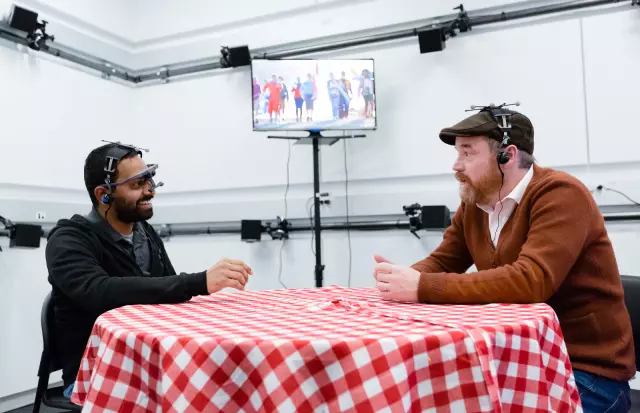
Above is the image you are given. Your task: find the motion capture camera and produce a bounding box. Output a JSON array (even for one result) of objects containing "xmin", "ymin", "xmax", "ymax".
[
  {"xmin": 402, "ymin": 204, "xmax": 452, "ymax": 239},
  {"xmin": 265, "ymin": 216, "xmax": 290, "ymax": 241},
  {"xmin": 403, "ymin": 203, "xmax": 423, "ymax": 239}
]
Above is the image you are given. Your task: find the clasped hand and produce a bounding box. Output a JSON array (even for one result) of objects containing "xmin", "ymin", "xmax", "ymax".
[{"xmin": 372, "ymin": 255, "xmax": 420, "ymax": 302}]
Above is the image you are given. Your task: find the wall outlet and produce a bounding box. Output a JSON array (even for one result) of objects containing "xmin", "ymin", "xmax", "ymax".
[{"xmin": 36, "ymin": 212, "xmax": 46, "ymax": 221}]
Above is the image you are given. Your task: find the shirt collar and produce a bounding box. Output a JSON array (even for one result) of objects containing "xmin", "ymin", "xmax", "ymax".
[
  {"xmin": 477, "ymin": 166, "xmax": 534, "ymax": 213},
  {"xmin": 86, "ymin": 208, "xmax": 142, "ymax": 243}
]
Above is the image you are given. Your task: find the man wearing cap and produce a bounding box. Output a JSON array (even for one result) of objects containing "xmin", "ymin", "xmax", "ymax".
[
  {"xmin": 373, "ymin": 108, "xmax": 634, "ymax": 411},
  {"xmin": 46, "ymin": 142, "xmax": 254, "ymax": 401}
]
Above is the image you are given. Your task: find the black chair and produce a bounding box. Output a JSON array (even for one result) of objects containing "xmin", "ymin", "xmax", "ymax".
[
  {"xmin": 621, "ymin": 275, "xmax": 640, "ymax": 372},
  {"xmin": 33, "ymin": 291, "xmax": 81, "ymax": 413}
]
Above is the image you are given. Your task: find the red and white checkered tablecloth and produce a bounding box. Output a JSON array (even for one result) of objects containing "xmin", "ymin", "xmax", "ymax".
[{"xmin": 71, "ymin": 286, "xmax": 582, "ymax": 412}]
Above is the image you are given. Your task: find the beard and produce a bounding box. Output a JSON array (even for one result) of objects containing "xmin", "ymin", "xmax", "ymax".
[
  {"xmin": 112, "ymin": 195, "xmax": 154, "ymax": 223},
  {"xmin": 456, "ymin": 168, "xmax": 503, "ymax": 205}
]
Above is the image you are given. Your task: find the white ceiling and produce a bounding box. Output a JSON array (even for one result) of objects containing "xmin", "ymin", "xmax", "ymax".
[{"xmin": 12, "ymin": 0, "xmax": 375, "ymax": 43}]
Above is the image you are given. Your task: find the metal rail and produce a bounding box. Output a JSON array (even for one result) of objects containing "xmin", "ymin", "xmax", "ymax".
[{"xmin": 0, "ymin": 0, "xmax": 633, "ymax": 85}]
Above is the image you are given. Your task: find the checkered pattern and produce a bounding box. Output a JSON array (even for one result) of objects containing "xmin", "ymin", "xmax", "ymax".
[{"xmin": 71, "ymin": 286, "xmax": 582, "ymax": 412}]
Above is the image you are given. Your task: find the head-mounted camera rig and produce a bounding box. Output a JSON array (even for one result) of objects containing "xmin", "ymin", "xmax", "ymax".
[
  {"xmin": 466, "ymin": 102, "xmax": 521, "ymax": 165},
  {"xmin": 466, "ymin": 102, "xmax": 520, "ymax": 143},
  {"xmin": 99, "ymin": 140, "xmax": 164, "ymax": 195}
]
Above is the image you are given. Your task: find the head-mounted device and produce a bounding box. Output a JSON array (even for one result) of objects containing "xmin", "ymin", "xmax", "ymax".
[{"xmin": 99, "ymin": 140, "xmax": 164, "ymax": 193}]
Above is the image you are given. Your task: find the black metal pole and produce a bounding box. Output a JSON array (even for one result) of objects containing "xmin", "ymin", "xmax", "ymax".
[{"xmin": 312, "ymin": 133, "xmax": 324, "ymax": 287}]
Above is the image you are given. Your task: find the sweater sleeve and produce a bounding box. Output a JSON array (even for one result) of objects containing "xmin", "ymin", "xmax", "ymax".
[
  {"xmin": 410, "ymin": 204, "xmax": 474, "ymax": 274},
  {"xmin": 46, "ymin": 228, "xmax": 208, "ymax": 315},
  {"xmin": 417, "ymin": 179, "xmax": 594, "ymax": 304}
]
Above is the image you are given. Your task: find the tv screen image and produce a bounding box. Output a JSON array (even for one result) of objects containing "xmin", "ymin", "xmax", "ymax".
[{"xmin": 251, "ymin": 59, "xmax": 376, "ymax": 131}]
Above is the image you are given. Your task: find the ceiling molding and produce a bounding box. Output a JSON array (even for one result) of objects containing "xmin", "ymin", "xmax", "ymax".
[{"xmin": 132, "ymin": 0, "xmax": 378, "ymax": 50}]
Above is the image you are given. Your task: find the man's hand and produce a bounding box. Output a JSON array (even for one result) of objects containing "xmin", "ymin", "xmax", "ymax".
[
  {"xmin": 372, "ymin": 255, "xmax": 420, "ymax": 302},
  {"xmin": 206, "ymin": 258, "xmax": 253, "ymax": 294}
]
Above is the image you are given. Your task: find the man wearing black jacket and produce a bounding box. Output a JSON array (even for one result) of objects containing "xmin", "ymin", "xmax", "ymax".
[{"xmin": 45, "ymin": 142, "xmax": 253, "ymax": 400}]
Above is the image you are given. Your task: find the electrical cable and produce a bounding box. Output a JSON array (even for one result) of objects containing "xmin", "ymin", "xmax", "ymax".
[
  {"xmin": 594, "ymin": 185, "xmax": 640, "ymax": 206},
  {"xmin": 0, "ymin": 215, "xmax": 11, "ymax": 228},
  {"xmin": 343, "ymin": 139, "xmax": 353, "ymax": 286},
  {"xmin": 493, "ymin": 169, "xmax": 505, "ymax": 245},
  {"xmin": 277, "ymin": 141, "xmax": 292, "ymax": 289},
  {"xmin": 307, "ymin": 197, "xmax": 316, "ymax": 256}
]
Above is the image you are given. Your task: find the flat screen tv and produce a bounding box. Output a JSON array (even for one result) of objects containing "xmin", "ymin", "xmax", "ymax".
[{"xmin": 251, "ymin": 58, "xmax": 376, "ymax": 131}]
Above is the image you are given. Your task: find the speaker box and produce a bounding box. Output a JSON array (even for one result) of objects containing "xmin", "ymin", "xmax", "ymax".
[
  {"xmin": 9, "ymin": 224, "xmax": 42, "ymax": 248},
  {"xmin": 8, "ymin": 5, "xmax": 39, "ymax": 33},
  {"xmin": 420, "ymin": 205, "xmax": 451, "ymax": 230},
  {"xmin": 226, "ymin": 46, "xmax": 251, "ymax": 67},
  {"xmin": 418, "ymin": 28, "xmax": 446, "ymax": 54},
  {"xmin": 241, "ymin": 220, "xmax": 263, "ymax": 242}
]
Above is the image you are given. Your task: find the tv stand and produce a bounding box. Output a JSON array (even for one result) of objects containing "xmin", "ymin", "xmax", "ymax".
[{"xmin": 268, "ymin": 131, "xmax": 365, "ymax": 287}]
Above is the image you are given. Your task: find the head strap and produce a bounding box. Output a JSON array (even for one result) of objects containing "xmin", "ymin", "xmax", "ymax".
[
  {"xmin": 100, "ymin": 140, "xmax": 150, "ymax": 191},
  {"xmin": 466, "ymin": 102, "xmax": 520, "ymax": 144}
]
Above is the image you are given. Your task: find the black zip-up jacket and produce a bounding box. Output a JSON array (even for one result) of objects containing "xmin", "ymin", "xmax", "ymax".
[{"xmin": 45, "ymin": 213, "xmax": 208, "ymax": 388}]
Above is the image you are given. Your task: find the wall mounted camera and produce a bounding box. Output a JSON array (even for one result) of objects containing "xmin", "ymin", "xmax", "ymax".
[
  {"xmin": 402, "ymin": 203, "xmax": 423, "ymax": 238},
  {"xmin": 0, "ymin": 215, "xmax": 42, "ymax": 250},
  {"xmin": 219, "ymin": 45, "xmax": 251, "ymax": 68},
  {"xmin": 265, "ymin": 216, "xmax": 290, "ymax": 241},
  {"xmin": 402, "ymin": 204, "xmax": 452, "ymax": 238},
  {"xmin": 241, "ymin": 216, "xmax": 290, "ymax": 242},
  {"xmin": 7, "ymin": 5, "xmax": 55, "ymax": 51}
]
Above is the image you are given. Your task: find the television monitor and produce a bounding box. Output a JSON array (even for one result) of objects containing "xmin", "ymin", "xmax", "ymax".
[{"xmin": 251, "ymin": 58, "xmax": 376, "ymax": 131}]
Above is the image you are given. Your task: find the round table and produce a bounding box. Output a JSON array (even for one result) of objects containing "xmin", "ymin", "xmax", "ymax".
[{"xmin": 72, "ymin": 286, "xmax": 582, "ymax": 412}]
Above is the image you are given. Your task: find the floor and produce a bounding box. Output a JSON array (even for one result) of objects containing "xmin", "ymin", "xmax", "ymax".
[
  {"xmin": 9, "ymin": 391, "xmax": 640, "ymax": 412},
  {"xmin": 7, "ymin": 406, "xmax": 71, "ymax": 413}
]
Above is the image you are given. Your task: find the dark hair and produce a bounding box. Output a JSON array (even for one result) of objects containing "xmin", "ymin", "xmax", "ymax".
[{"xmin": 84, "ymin": 144, "xmax": 138, "ymax": 207}]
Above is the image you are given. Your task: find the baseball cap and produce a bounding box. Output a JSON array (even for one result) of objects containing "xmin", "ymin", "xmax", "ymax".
[{"xmin": 439, "ymin": 109, "xmax": 534, "ymax": 155}]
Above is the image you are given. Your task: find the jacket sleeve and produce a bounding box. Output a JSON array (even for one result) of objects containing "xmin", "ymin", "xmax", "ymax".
[
  {"xmin": 410, "ymin": 204, "xmax": 474, "ymax": 275},
  {"xmin": 416, "ymin": 180, "xmax": 594, "ymax": 304},
  {"xmin": 46, "ymin": 228, "xmax": 208, "ymax": 315}
]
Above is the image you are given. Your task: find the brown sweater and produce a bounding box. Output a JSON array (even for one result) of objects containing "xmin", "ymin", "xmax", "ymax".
[{"xmin": 411, "ymin": 164, "xmax": 635, "ymax": 381}]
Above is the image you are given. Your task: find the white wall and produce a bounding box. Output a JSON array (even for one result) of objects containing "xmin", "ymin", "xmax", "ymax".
[
  {"xmin": 3, "ymin": 0, "xmax": 578, "ymax": 69},
  {"xmin": 0, "ymin": 41, "xmax": 133, "ymax": 190},
  {"xmin": 0, "ymin": 39, "xmax": 130, "ymax": 407},
  {"xmin": 126, "ymin": 0, "xmax": 592, "ymax": 69},
  {"xmin": 1, "ymin": 5, "xmax": 640, "ymax": 410},
  {"xmin": 131, "ymin": 10, "xmax": 640, "ymax": 226}
]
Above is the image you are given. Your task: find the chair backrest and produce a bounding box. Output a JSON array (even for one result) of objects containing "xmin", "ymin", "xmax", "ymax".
[
  {"xmin": 37, "ymin": 291, "xmax": 63, "ymax": 377},
  {"xmin": 620, "ymin": 275, "xmax": 640, "ymax": 372}
]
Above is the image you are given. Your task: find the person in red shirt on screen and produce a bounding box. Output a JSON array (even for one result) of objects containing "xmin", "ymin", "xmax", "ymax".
[
  {"xmin": 263, "ymin": 75, "xmax": 282, "ymax": 123},
  {"xmin": 291, "ymin": 78, "xmax": 304, "ymax": 122}
]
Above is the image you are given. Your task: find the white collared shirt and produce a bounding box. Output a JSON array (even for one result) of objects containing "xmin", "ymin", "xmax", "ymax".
[{"xmin": 477, "ymin": 166, "xmax": 534, "ymax": 247}]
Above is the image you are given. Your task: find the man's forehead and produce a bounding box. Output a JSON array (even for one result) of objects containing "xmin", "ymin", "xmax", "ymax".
[
  {"xmin": 455, "ymin": 136, "xmax": 486, "ymax": 148},
  {"xmin": 117, "ymin": 156, "xmax": 147, "ymax": 179}
]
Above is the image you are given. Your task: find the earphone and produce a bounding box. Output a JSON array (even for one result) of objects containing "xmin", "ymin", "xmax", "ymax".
[
  {"xmin": 101, "ymin": 194, "xmax": 111, "ymax": 204},
  {"xmin": 483, "ymin": 105, "xmax": 515, "ymax": 245},
  {"xmin": 483, "ymin": 106, "xmax": 514, "ymax": 167},
  {"xmin": 496, "ymin": 135, "xmax": 511, "ymax": 165}
]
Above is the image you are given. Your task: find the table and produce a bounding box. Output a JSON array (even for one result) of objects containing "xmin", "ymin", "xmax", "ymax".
[{"xmin": 72, "ymin": 286, "xmax": 582, "ymax": 412}]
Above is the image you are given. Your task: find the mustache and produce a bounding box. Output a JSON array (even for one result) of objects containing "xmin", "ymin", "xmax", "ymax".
[{"xmin": 455, "ymin": 173, "xmax": 469, "ymax": 183}]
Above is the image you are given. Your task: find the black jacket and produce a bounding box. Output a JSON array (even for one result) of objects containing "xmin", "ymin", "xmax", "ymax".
[{"xmin": 45, "ymin": 213, "xmax": 208, "ymax": 387}]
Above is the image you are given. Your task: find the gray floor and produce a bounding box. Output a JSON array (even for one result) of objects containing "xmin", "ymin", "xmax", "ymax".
[
  {"xmin": 8, "ymin": 406, "xmax": 71, "ymax": 413},
  {"xmin": 10, "ymin": 390, "xmax": 640, "ymax": 412}
]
